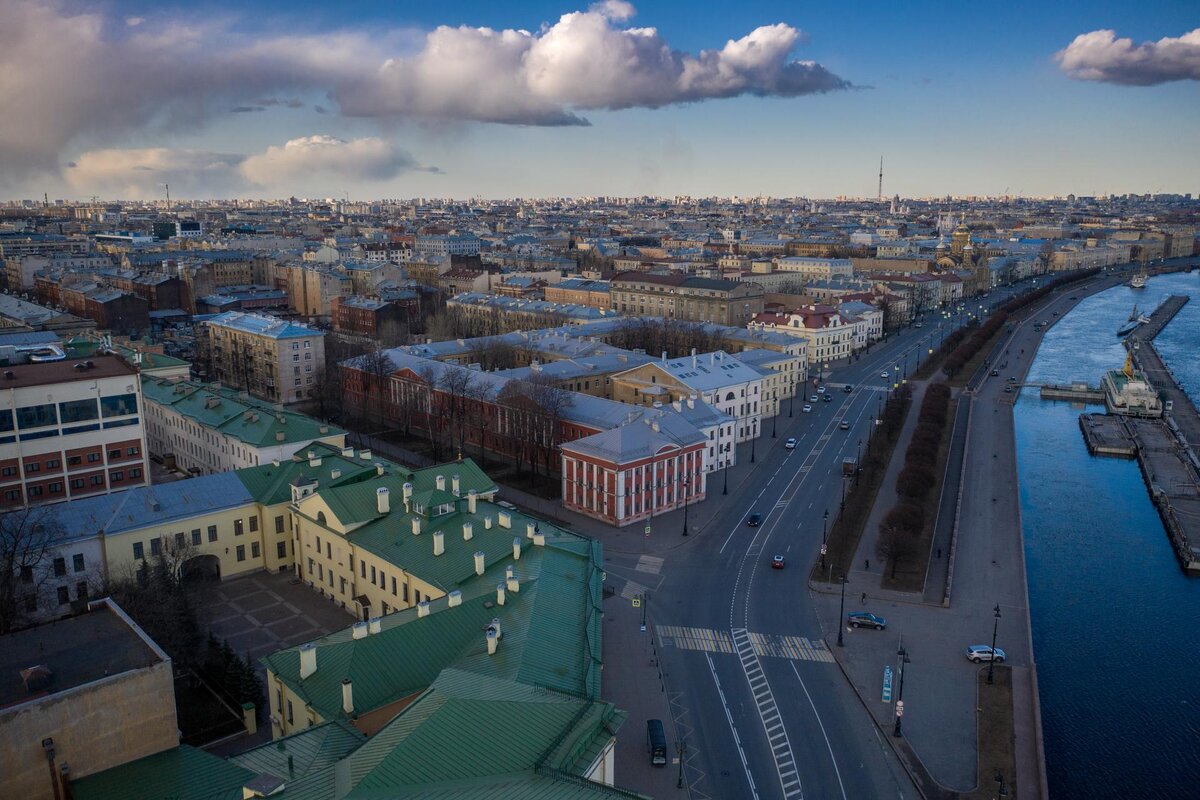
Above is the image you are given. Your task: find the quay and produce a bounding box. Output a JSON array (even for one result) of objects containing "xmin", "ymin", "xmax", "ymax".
[
  {"xmin": 1078, "ymin": 413, "xmax": 1135, "ymax": 457},
  {"xmin": 1042, "ymin": 383, "xmax": 1104, "ymax": 403}
]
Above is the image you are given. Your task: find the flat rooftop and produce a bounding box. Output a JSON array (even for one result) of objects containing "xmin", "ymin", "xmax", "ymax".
[
  {"xmin": 0, "ymin": 601, "xmax": 162, "ymax": 710},
  {"xmin": 0, "ymin": 354, "xmax": 136, "ymax": 389}
]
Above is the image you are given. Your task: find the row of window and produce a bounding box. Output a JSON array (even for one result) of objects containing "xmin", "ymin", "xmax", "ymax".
[
  {"xmin": 22, "ymin": 580, "xmax": 90, "ymax": 612},
  {"xmin": 0, "ymin": 394, "xmax": 138, "ymax": 432},
  {"xmin": 128, "ymin": 515, "xmax": 283, "ymax": 560},
  {"xmin": 4, "ymin": 467, "xmax": 143, "ymax": 502}
]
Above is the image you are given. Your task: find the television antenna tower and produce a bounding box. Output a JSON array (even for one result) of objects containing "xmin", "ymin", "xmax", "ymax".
[{"xmin": 877, "ymin": 156, "xmax": 883, "ymax": 202}]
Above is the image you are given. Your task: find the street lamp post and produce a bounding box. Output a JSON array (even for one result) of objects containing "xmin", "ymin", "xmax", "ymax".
[
  {"xmin": 988, "ymin": 603, "xmax": 1001, "ymax": 684},
  {"xmin": 677, "ymin": 740, "xmax": 686, "ymax": 788},
  {"xmin": 681, "ymin": 476, "xmax": 689, "ymax": 537},
  {"xmin": 821, "ymin": 509, "xmax": 829, "ymax": 569},
  {"xmin": 772, "ymin": 391, "xmax": 777, "ymax": 438},
  {"xmin": 840, "ymin": 474, "xmax": 847, "ymax": 512},
  {"xmin": 837, "ymin": 573, "xmax": 848, "ymax": 647},
  {"xmin": 893, "ymin": 646, "xmax": 911, "ymax": 737}
]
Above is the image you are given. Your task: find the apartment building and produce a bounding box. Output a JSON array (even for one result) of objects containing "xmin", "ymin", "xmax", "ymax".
[
  {"xmin": 609, "ymin": 272, "xmax": 764, "ymax": 325},
  {"xmin": 775, "ymin": 257, "xmax": 854, "ymax": 280},
  {"xmin": 141, "ymin": 377, "xmax": 346, "ymax": 474},
  {"xmin": 749, "ymin": 305, "xmax": 865, "ymax": 366},
  {"xmin": 201, "ymin": 312, "xmax": 326, "ymax": 404},
  {"xmin": 0, "ymin": 355, "xmax": 148, "ymax": 509}
]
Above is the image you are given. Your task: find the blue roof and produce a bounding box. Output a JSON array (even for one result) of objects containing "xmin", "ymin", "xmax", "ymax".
[{"xmin": 208, "ymin": 311, "xmax": 323, "ymax": 339}]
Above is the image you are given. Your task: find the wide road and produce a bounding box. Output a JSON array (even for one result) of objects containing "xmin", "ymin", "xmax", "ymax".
[{"xmin": 635, "ymin": 274, "xmax": 1111, "ymax": 800}]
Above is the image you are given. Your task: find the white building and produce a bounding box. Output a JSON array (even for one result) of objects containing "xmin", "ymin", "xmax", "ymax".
[
  {"xmin": 749, "ymin": 305, "xmax": 861, "ymax": 367},
  {"xmin": 774, "ymin": 257, "xmax": 854, "ymax": 280}
]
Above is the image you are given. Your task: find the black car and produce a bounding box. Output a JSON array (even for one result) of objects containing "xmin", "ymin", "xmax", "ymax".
[{"xmin": 747, "ymin": 513, "xmax": 763, "ymax": 527}]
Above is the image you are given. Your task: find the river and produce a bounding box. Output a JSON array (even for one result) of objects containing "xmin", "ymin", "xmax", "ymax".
[{"xmin": 1015, "ymin": 270, "xmax": 1200, "ymax": 799}]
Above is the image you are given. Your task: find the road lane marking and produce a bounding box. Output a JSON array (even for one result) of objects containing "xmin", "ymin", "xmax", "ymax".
[
  {"xmin": 659, "ymin": 626, "xmax": 834, "ymax": 663},
  {"xmin": 791, "ymin": 661, "xmax": 848, "ymax": 800},
  {"xmin": 733, "ymin": 628, "xmax": 804, "ymax": 799},
  {"xmin": 706, "ymin": 653, "xmax": 760, "ymax": 800},
  {"xmin": 620, "ymin": 580, "xmax": 647, "ymax": 600},
  {"xmin": 634, "ymin": 555, "xmax": 664, "ymax": 575}
]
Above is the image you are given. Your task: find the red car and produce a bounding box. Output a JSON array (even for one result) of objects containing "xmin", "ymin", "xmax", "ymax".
[{"xmin": 771, "ymin": 555, "xmax": 786, "ymax": 569}]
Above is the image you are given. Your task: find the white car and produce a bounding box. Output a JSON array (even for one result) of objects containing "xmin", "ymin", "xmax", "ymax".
[
  {"xmin": 784, "ymin": 437, "xmax": 797, "ymax": 449},
  {"xmin": 802, "ymin": 404, "xmax": 812, "ymax": 413},
  {"xmin": 809, "ymin": 395, "xmax": 819, "ymax": 403},
  {"xmin": 817, "ymin": 386, "xmax": 827, "ymax": 394},
  {"xmin": 966, "ymin": 645, "xmax": 1006, "ymax": 663},
  {"xmin": 880, "ymin": 371, "xmax": 889, "ymax": 379}
]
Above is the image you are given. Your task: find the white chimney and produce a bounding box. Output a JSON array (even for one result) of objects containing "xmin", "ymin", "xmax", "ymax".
[
  {"xmin": 526, "ymin": 522, "xmax": 535, "ymax": 539},
  {"xmin": 359, "ymin": 449, "xmax": 372, "ymax": 460},
  {"xmin": 417, "ymin": 600, "xmax": 430, "ymax": 618},
  {"xmin": 452, "ymin": 475, "xmax": 460, "ymax": 496},
  {"xmin": 534, "ymin": 532, "xmax": 546, "ymax": 546},
  {"xmin": 433, "ymin": 530, "xmax": 444, "ymax": 556},
  {"xmin": 507, "ymin": 575, "xmax": 519, "ymax": 593},
  {"xmin": 661, "ymin": 350, "xmax": 667, "ymax": 363},
  {"xmin": 467, "ymin": 490, "xmax": 477, "ymax": 513},
  {"xmin": 376, "ymin": 464, "xmax": 384, "ymax": 476},
  {"xmin": 462, "ymin": 522, "xmax": 474, "ymax": 541},
  {"xmin": 513, "ymin": 538, "xmax": 521, "ymax": 560},
  {"xmin": 688, "ymin": 393, "xmax": 696, "ymax": 409},
  {"xmin": 352, "ymin": 621, "xmax": 368, "ymax": 640},
  {"xmin": 376, "ymin": 487, "xmax": 390, "ymax": 514},
  {"xmin": 692, "ymin": 348, "xmax": 698, "ymax": 368},
  {"xmin": 447, "ymin": 590, "xmax": 462, "ymax": 607},
  {"xmin": 299, "ymin": 642, "xmax": 317, "ymax": 679},
  {"xmin": 505, "ymin": 564, "xmax": 514, "ymax": 581},
  {"xmin": 486, "ymin": 627, "xmax": 499, "ymax": 655},
  {"xmin": 496, "ymin": 583, "xmax": 506, "ymax": 606},
  {"xmin": 309, "ymin": 456, "xmax": 322, "ymax": 468},
  {"xmin": 412, "ymin": 518, "xmax": 422, "ymax": 536},
  {"xmin": 341, "ymin": 678, "xmax": 354, "ymax": 715},
  {"xmin": 435, "ymin": 475, "xmax": 445, "ymax": 491},
  {"xmin": 484, "ymin": 516, "xmax": 493, "ymax": 530},
  {"xmin": 403, "ymin": 482, "xmax": 413, "ymax": 502},
  {"xmin": 498, "ymin": 511, "xmax": 511, "ymax": 529},
  {"xmin": 368, "ymin": 617, "xmax": 381, "ymax": 635},
  {"xmin": 342, "ymin": 447, "xmax": 354, "ymax": 457},
  {"xmin": 474, "ymin": 551, "xmax": 485, "ymax": 575}
]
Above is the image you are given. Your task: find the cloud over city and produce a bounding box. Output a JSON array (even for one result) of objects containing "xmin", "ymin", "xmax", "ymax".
[
  {"xmin": 0, "ymin": 0, "xmax": 848, "ymax": 187},
  {"xmin": 1057, "ymin": 28, "xmax": 1200, "ymax": 85}
]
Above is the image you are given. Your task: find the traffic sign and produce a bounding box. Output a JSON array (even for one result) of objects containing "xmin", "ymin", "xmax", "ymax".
[
  {"xmin": 882, "ymin": 665, "xmax": 893, "ymax": 702},
  {"xmin": 895, "ymin": 700, "xmax": 904, "ymax": 717},
  {"xmin": 644, "ymin": 525, "xmax": 651, "ymax": 537},
  {"xmin": 632, "ymin": 598, "xmax": 641, "ymax": 608}
]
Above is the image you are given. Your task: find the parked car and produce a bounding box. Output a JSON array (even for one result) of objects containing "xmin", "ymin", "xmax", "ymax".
[
  {"xmin": 784, "ymin": 437, "xmax": 797, "ymax": 450},
  {"xmin": 802, "ymin": 404, "xmax": 813, "ymax": 413},
  {"xmin": 880, "ymin": 371, "xmax": 889, "ymax": 379},
  {"xmin": 990, "ymin": 369, "xmax": 1000, "ymax": 377},
  {"xmin": 966, "ymin": 645, "xmax": 1006, "ymax": 663},
  {"xmin": 771, "ymin": 555, "xmax": 786, "ymax": 569},
  {"xmin": 839, "ymin": 420, "xmax": 850, "ymax": 430},
  {"xmin": 809, "ymin": 395, "xmax": 819, "ymax": 403},
  {"xmin": 1004, "ymin": 386, "xmax": 1013, "ymax": 393},
  {"xmin": 747, "ymin": 513, "xmax": 763, "ymax": 527},
  {"xmin": 817, "ymin": 386, "xmax": 827, "ymax": 394},
  {"xmin": 847, "ymin": 612, "xmax": 887, "ymax": 630}
]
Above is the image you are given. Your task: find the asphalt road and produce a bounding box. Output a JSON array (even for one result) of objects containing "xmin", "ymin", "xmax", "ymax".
[{"xmin": 619, "ymin": 275, "xmax": 1095, "ymax": 800}]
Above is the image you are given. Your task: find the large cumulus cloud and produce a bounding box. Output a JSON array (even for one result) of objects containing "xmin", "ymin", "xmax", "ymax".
[
  {"xmin": 1057, "ymin": 28, "xmax": 1200, "ymax": 85},
  {"xmin": 0, "ymin": 0, "xmax": 849, "ymax": 185}
]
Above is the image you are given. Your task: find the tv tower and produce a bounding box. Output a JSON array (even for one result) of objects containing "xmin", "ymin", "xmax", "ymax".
[{"xmin": 877, "ymin": 156, "xmax": 883, "ymax": 202}]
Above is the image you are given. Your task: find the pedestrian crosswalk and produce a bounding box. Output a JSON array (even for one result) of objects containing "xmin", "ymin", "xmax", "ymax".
[
  {"xmin": 634, "ymin": 555, "xmax": 664, "ymax": 575},
  {"xmin": 658, "ymin": 625, "xmax": 834, "ymax": 663}
]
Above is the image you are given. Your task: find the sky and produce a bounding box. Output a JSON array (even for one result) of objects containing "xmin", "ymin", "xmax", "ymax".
[{"xmin": 3, "ymin": 0, "xmax": 1198, "ymax": 201}]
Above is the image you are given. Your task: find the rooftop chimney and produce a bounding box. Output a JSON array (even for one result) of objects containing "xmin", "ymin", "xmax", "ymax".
[
  {"xmin": 417, "ymin": 600, "xmax": 430, "ymax": 618},
  {"xmin": 525, "ymin": 522, "xmax": 535, "ymax": 539},
  {"xmin": 412, "ymin": 518, "xmax": 422, "ymax": 536},
  {"xmin": 451, "ymin": 475, "xmax": 460, "ymax": 496},
  {"xmin": 462, "ymin": 522, "xmax": 473, "ymax": 541},
  {"xmin": 342, "ymin": 447, "xmax": 354, "ymax": 457},
  {"xmin": 484, "ymin": 516, "xmax": 493, "ymax": 530},
  {"xmin": 376, "ymin": 487, "xmax": 389, "ymax": 514},
  {"xmin": 447, "ymin": 590, "xmax": 463, "ymax": 608},
  {"xmin": 351, "ymin": 621, "xmax": 368, "ymax": 640},
  {"xmin": 359, "ymin": 449, "xmax": 372, "ymax": 460},
  {"xmin": 498, "ymin": 511, "xmax": 511, "ymax": 529},
  {"xmin": 474, "ymin": 550, "xmax": 485, "ymax": 576},
  {"xmin": 308, "ymin": 456, "xmax": 322, "ymax": 468},
  {"xmin": 341, "ymin": 678, "xmax": 354, "ymax": 715},
  {"xmin": 368, "ymin": 617, "xmax": 381, "ymax": 635},
  {"xmin": 467, "ymin": 490, "xmax": 477, "ymax": 513},
  {"xmin": 435, "ymin": 475, "xmax": 445, "ymax": 491},
  {"xmin": 486, "ymin": 626, "xmax": 499, "ymax": 655},
  {"xmin": 433, "ymin": 530, "xmax": 444, "ymax": 556},
  {"xmin": 496, "ymin": 583, "xmax": 506, "ymax": 606},
  {"xmin": 533, "ymin": 531, "xmax": 546, "ymax": 546},
  {"xmin": 513, "ymin": 538, "xmax": 522, "ymax": 560},
  {"xmin": 299, "ymin": 643, "xmax": 317, "ymax": 680},
  {"xmin": 507, "ymin": 574, "xmax": 520, "ymax": 594},
  {"xmin": 692, "ymin": 348, "xmax": 698, "ymax": 369}
]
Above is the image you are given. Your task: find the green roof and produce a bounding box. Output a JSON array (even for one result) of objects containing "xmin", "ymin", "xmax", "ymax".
[
  {"xmin": 71, "ymin": 745, "xmax": 256, "ymax": 800},
  {"xmin": 232, "ymin": 720, "xmax": 365, "ymax": 781}
]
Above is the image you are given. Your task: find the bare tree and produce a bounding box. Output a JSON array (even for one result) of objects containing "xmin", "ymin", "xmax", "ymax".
[
  {"xmin": 875, "ymin": 525, "xmax": 919, "ymax": 579},
  {"xmin": 438, "ymin": 368, "xmax": 477, "ymax": 459},
  {"xmin": 465, "ymin": 378, "xmax": 496, "ymax": 469},
  {"xmin": 310, "ymin": 366, "xmax": 342, "ymax": 422},
  {"xmin": 0, "ymin": 507, "xmax": 67, "ymax": 634},
  {"xmin": 416, "ymin": 363, "xmax": 445, "ymax": 459},
  {"xmin": 528, "ymin": 374, "xmax": 575, "ymax": 479},
  {"xmin": 358, "ymin": 350, "xmax": 396, "ymax": 431}
]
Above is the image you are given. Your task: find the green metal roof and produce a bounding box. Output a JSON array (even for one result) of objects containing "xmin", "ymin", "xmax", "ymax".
[
  {"xmin": 231, "ymin": 720, "xmax": 365, "ymax": 782},
  {"xmin": 71, "ymin": 745, "xmax": 256, "ymax": 800}
]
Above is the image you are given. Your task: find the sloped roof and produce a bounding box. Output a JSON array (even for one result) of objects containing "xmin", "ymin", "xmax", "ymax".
[{"xmin": 71, "ymin": 746, "xmax": 256, "ymax": 800}]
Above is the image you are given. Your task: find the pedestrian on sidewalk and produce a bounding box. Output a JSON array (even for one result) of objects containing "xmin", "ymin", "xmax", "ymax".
[
  {"xmin": 865, "ymin": 559, "xmax": 870, "ymax": 570},
  {"xmin": 861, "ymin": 592, "xmax": 867, "ymax": 605}
]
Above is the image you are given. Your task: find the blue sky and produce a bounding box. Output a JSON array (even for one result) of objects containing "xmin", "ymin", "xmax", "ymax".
[{"xmin": 4, "ymin": 1, "xmax": 1198, "ymax": 200}]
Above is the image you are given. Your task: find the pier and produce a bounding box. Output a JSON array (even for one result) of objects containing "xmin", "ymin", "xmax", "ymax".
[
  {"xmin": 1078, "ymin": 414, "xmax": 1136, "ymax": 457},
  {"xmin": 1042, "ymin": 383, "xmax": 1104, "ymax": 403}
]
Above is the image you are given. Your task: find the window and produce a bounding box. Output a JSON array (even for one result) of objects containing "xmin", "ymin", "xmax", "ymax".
[
  {"xmin": 87, "ymin": 452, "xmax": 101, "ymax": 463},
  {"xmin": 208, "ymin": 525, "xmax": 218, "ymax": 542},
  {"xmin": 249, "ymin": 516, "xmax": 258, "ymax": 532},
  {"xmin": 0, "ymin": 410, "xmax": 12, "ymax": 432},
  {"xmin": 130, "ymin": 468, "xmax": 142, "ymax": 479},
  {"xmin": 28, "ymin": 485, "xmax": 43, "ymax": 497},
  {"xmin": 370, "ymin": 565, "xmax": 376, "ymax": 583},
  {"xmin": 174, "ymin": 532, "xmax": 185, "ymax": 550},
  {"xmin": 403, "ymin": 582, "xmax": 409, "ymax": 602},
  {"xmin": 90, "ymin": 475, "xmax": 104, "ymax": 486},
  {"xmin": 360, "ymin": 562, "xmax": 366, "ymax": 578},
  {"xmin": 275, "ymin": 515, "xmax": 285, "ymax": 533},
  {"xmin": 127, "ymin": 446, "xmax": 139, "ymax": 456},
  {"xmin": 1, "ymin": 466, "xmax": 15, "ymax": 477},
  {"xmin": 251, "ymin": 541, "xmax": 260, "ymax": 559},
  {"xmin": 26, "ymin": 462, "xmax": 40, "ymax": 473},
  {"xmin": 191, "ymin": 529, "xmax": 201, "ymax": 546},
  {"xmin": 391, "ymin": 576, "xmax": 397, "ymax": 595},
  {"xmin": 234, "ymin": 519, "xmax": 244, "ymax": 536},
  {"xmin": 57, "ymin": 586, "xmax": 70, "ymax": 606},
  {"xmin": 46, "ymin": 459, "xmax": 60, "ymax": 469},
  {"xmin": 53, "ymin": 556, "xmax": 66, "ymax": 576},
  {"xmin": 73, "ymin": 553, "xmax": 85, "ymax": 572},
  {"xmin": 68, "ymin": 455, "xmax": 82, "ymax": 466},
  {"xmin": 286, "ymin": 700, "xmax": 294, "ymax": 725},
  {"xmin": 16, "ymin": 403, "xmax": 57, "ymax": 429},
  {"xmin": 109, "ymin": 449, "xmax": 121, "ymax": 460},
  {"xmin": 150, "ymin": 538, "xmax": 161, "ymax": 556},
  {"xmin": 276, "ymin": 541, "xmax": 287, "ymax": 559},
  {"xmin": 414, "ymin": 589, "xmax": 421, "ymax": 604},
  {"xmin": 24, "ymin": 594, "xmax": 37, "ymax": 613},
  {"xmin": 133, "ymin": 542, "xmax": 144, "ymax": 559},
  {"xmin": 111, "ymin": 470, "xmax": 124, "ymax": 481},
  {"xmin": 100, "ymin": 393, "xmax": 138, "ymax": 417},
  {"xmin": 236, "ymin": 545, "xmax": 246, "ymax": 562},
  {"xmin": 76, "ymin": 581, "xmax": 88, "ymax": 600}
]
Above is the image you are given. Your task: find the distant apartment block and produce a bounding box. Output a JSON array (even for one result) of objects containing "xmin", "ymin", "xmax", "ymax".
[
  {"xmin": 775, "ymin": 257, "xmax": 854, "ymax": 280},
  {"xmin": 0, "ymin": 354, "xmax": 148, "ymax": 509},
  {"xmin": 414, "ymin": 233, "xmax": 481, "ymax": 258},
  {"xmin": 201, "ymin": 312, "xmax": 326, "ymax": 404},
  {"xmin": 609, "ymin": 272, "xmax": 764, "ymax": 325},
  {"xmin": 544, "ymin": 278, "xmax": 611, "ymax": 309}
]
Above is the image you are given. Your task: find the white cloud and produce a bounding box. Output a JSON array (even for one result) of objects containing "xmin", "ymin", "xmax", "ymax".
[
  {"xmin": 240, "ymin": 135, "xmax": 427, "ymax": 184},
  {"xmin": 1057, "ymin": 28, "xmax": 1200, "ymax": 85},
  {"xmin": 0, "ymin": 1, "xmax": 848, "ymax": 187},
  {"xmin": 65, "ymin": 136, "xmax": 434, "ymax": 198}
]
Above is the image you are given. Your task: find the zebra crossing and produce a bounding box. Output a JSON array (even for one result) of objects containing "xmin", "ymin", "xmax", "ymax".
[
  {"xmin": 658, "ymin": 625, "xmax": 834, "ymax": 663},
  {"xmin": 732, "ymin": 627, "xmax": 804, "ymax": 799}
]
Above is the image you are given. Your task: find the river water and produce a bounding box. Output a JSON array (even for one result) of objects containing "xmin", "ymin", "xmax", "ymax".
[{"xmin": 1015, "ymin": 270, "xmax": 1200, "ymax": 799}]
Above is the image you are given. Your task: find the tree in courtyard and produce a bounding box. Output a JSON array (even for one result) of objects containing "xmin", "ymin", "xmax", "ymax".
[
  {"xmin": 0, "ymin": 506, "xmax": 67, "ymax": 634},
  {"xmin": 358, "ymin": 350, "xmax": 396, "ymax": 431}
]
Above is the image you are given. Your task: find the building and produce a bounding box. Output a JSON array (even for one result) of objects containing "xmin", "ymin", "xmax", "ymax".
[
  {"xmin": 0, "ymin": 598, "xmax": 178, "ymax": 800},
  {"xmin": 201, "ymin": 312, "xmax": 326, "ymax": 404},
  {"xmin": 331, "ymin": 295, "xmax": 410, "ymax": 340},
  {"xmin": 0, "ymin": 355, "xmax": 148, "ymax": 509},
  {"xmin": 609, "ymin": 272, "xmax": 764, "ymax": 325},
  {"xmin": 749, "ymin": 305, "xmax": 863, "ymax": 367},
  {"xmin": 414, "ymin": 232, "xmax": 481, "ymax": 258},
  {"xmin": 775, "ymin": 257, "xmax": 854, "ymax": 280},
  {"xmin": 141, "ymin": 377, "xmax": 347, "ymax": 474},
  {"xmin": 5, "ymin": 253, "xmax": 112, "ymax": 292}
]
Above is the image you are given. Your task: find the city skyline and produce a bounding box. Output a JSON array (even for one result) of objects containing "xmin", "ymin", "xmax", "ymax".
[{"xmin": 3, "ymin": 0, "xmax": 1199, "ymax": 201}]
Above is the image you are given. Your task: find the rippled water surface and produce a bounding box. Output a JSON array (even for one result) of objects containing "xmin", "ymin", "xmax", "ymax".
[{"xmin": 1016, "ymin": 270, "xmax": 1200, "ymax": 799}]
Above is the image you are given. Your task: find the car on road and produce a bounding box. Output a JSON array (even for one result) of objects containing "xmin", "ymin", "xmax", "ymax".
[
  {"xmin": 847, "ymin": 612, "xmax": 887, "ymax": 630},
  {"xmin": 802, "ymin": 404, "xmax": 813, "ymax": 413},
  {"xmin": 880, "ymin": 371, "xmax": 889, "ymax": 379},
  {"xmin": 843, "ymin": 384, "xmax": 853, "ymax": 393},
  {"xmin": 784, "ymin": 437, "xmax": 797, "ymax": 450},
  {"xmin": 990, "ymin": 369, "xmax": 1000, "ymax": 376},
  {"xmin": 839, "ymin": 421, "xmax": 850, "ymax": 430},
  {"xmin": 771, "ymin": 555, "xmax": 786, "ymax": 569},
  {"xmin": 747, "ymin": 513, "xmax": 763, "ymax": 527},
  {"xmin": 822, "ymin": 394, "xmax": 832, "ymax": 402},
  {"xmin": 817, "ymin": 386, "xmax": 827, "ymax": 394},
  {"xmin": 966, "ymin": 645, "xmax": 1006, "ymax": 663},
  {"xmin": 1004, "ymin": 386, "xmax": 1013, "ymax": 393},
  {"xmin": 809, "ymin": 395, "xmax": 819, "ymax": 402}
]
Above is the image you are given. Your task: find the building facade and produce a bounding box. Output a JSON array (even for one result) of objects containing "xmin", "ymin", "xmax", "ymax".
[
  {"xmin": 609, "ymin": 272, "xmax": 764, "ymax": 325},
  {"xmin": 202, "ymin": 312, "xmax": 326, "ymax": 404}
]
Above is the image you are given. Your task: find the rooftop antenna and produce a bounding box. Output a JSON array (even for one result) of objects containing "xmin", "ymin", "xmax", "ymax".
[{"xmin": 877, "ymin": 156, "xmax": 883, "ymax": 202}]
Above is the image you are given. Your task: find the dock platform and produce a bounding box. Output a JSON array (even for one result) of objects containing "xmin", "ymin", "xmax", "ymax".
[{"xmin": 1079, "ymin": 414, "xmax": 1135, "ymax": 457}]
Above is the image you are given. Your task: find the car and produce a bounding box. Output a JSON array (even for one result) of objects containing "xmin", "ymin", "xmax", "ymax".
[
  {"xmin": 802, "ymin": 404, "xmax": 813, "ymax": 413},
  {"xmin": 784, "ymin": 437, "xmax": 797, "ymax": 450},
  {"xmin": 966, "ymin": 645, "xmax": 1006, "ymax": 663},
  {"xmin": 915, "ymin": 322, "xmax": 923, "ymax": 328},
  {"xmin": 1052, "ymin": 311, "xmax": 1059, "ymax": 316},
  {"xmin": 990, "ymin": 369, "xmax": 1000, "ymax": 377},
  {"xmin": 880, "ymin": 371, "xmax": 889, "ymax": 379},
  {"xmin": 823, "ymin": 394, "xmax": 832, "ymax": 402},
  {"xmin": 847, "ymin": 612, "xmax": 887, "ymax": 630},
  {"xmin": 810, "ymin": 395, "xmax": 819, "ymax": 403},
  {"xmin": 817, "ymin": 386, "xmax": 827, "ymax": 394},
  {"xmin": 1004, "ymin": 386, "xmax": 1013, "ymax": 393},
  {"xmin": 1006, "ymin": 375, "xmax": 1017, "ymax": 382},
  {"xmin": 747, "ymin": 513, "xmax": 763, "ymax": 527},
  {"xmin": 839, "ymin": 420, "xmax": 850, "ymax": 430},
  {"xmin": 843, "ymin": 384, "xmax": 853, "ymax": 393},
  {"xmin": 771, "ymin": 555, "xmax": 786, "ymax": 569}
]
